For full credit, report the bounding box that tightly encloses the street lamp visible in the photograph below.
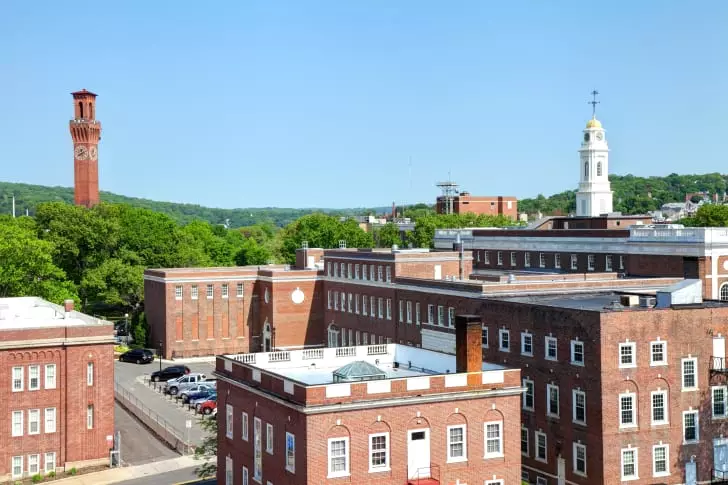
[158,340,163,373]
[124,313,129,346]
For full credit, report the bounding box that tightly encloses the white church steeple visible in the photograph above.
[576,90,613,216]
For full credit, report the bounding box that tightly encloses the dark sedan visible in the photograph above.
[119,348,155,364]
[151,365,191,382]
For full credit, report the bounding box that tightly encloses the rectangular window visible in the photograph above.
[499,329,510,352]
[28,454,39,475]
[378,266,383,281]
[535,431,547,462]
[482,325,488,347]
[87,404,94,429]
[385,266,391,282]
[484,251,490,264]
[650,341,667,366]
[406,301,412,323]
[242,412,249,441]
[12,456,22,478]
[570,254,578,270]
[545,336,558,360]
[437,305,444,326]
[28,408,40,435]
[362,295,368,316]
[12,410,23,436]
[510,251,516,266]
[222,283,229,298]
[651,390,668,425]
[386,299,391,320]
[206,284,213,299]
[369,432,390,471]
[370,265,375,281]
[333,291,339,311]
[547,384,560,418]
[225,456,232,485]
[484,421,503,458]
[447,425,467,462]
[327,290,332,309]
[571,340,584,365]
[399,300,404,322]
[362,264,368,280]
[286,432,295,473]
[619,342,636,368]
[555,253,561,268]
[683,410,699,442]
[328,437,350,478]
[237,283,244,297]
[497,251,503,265]
[621,448,638,480]
[87,362,94,386]
[175,285,183,299]
[573,389,586,425]
[523,379,535,411]
[347,293,352,313]
[348,263,352,279]
[29,365,39,390]
[355,331,360,345]
[415,302,420,325]
[191,285,199,299]
[714,386,728,418]
[619,392,637,428]
[354,264,360,279]
[682,357,697,390]
[12,366,23,392]
[376,298,383,319]
[521,332,533,356]
[539,252,546,268]
[448,307,455,327]
[355,294,360,314]
[332,262,337,277]
[266,423,274,454]
[370,296,375,317]
[363,332,368,345]
[341,292,345,311]
[587,254,595,271]
[45,451,56,473]
[226,404,233,439]
[573,443,587,476]
[653,444,669,477]
[525,252,531,267]
[254,417,262,482]
[341,263,346,278]
[45,407,56,433]
[45,364,56,389]
[521,427,529,456]
[606,255,613,271]
[620,255,625,270]
[243,466,248,485]
[428,304,434,324]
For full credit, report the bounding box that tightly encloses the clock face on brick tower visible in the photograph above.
[89,146,98,161]
[75,145,89,160]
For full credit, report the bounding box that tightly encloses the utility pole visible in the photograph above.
[12,194,15,218]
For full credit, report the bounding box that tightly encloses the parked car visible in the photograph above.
[199,398,217,415]
[119,348,154,364]
[180,384,216,404]
[151,365,191,382]
[165,373,215,396]
[192,392,217,411]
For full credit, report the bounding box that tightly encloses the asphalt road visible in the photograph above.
[115,401,178,465]
[114,466,215,485]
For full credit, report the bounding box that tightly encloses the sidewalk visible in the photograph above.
[52,456,212,484]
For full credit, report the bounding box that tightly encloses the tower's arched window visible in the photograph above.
[597,162,602,177]
[89,102,94,119]
[720,283,728,301]
[79,102,84,119]
[584,162,589,179]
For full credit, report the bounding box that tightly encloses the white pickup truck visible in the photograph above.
[165,373,215,396]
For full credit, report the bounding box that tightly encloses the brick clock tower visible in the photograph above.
[69,89,102,208]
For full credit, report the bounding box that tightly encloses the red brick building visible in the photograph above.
[435,193,518,219]
[215,316,523,485]
[0,297,115,481]
[69,89,101,208]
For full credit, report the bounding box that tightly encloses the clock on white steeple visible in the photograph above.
[576,90,613,217]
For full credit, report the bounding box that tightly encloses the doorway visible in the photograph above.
[407,429,430,479]
[557,456,566,485]
[715,439,728,481]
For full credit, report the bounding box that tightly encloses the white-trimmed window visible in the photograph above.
[523,379,535,411]
[354,264,360,279]
[499,329,510,352]
[242,411,249,441]
[535,431,547,462]
[355,294,360,314]
[385,266,391,282]
[486,481,504,485]
[386,299,392,320]
[370,296,375,317]
[362,296,368,316]
[11,456,22,478]
[347,293,352,313]
[482,325,488,348]
[29,365,40,390]
[407,301,413,324]
[266,423,274,454]
[547,384,559,418]
[484,421,503,458]
[328,437,350,478]
[437,305,445,326]
[539,252,546,268]
[225,455,233,485]
[191,285,199,300]
[370,265,375,281]
[12,366,23,392]
[621,448,638,480]
[378,298,383,319]
[682,357,697,390]
[28,408,40,435]
[484,251,490,264]
[377,265,382,281]
[619,342,636,368]
[175,285,183,299]
[348,263,353,279]
[521,427,529,456]
[399,300,404,322]
[620,255,625,270]
[45,407,56,433]
[87,404,94,429]
[427,304,434,324]
[573,442,587,476]
[254,417,262,481]
[619,392,637,428]
[242,466,249,485]
[587,254,595,271]
[45,364,56,389]
[45,452,56,473]
[362,263,368,280]
[653,444,669,477]
[448,307,455,327]
[341,263,346,278]
[606,254,613,271]
[650,340,667,366]
[285,432,295,473]
[497,251,503,265]
[369,432,390,472]
[555,253,561,268]
[447,425,467,462]
[12,410,23,436]
[683,410,699,443]
[545,336,557,360]
[87,362,94,386]
[206,284,213,299]
[525,252,531,267]
[510,251,516,266]
[571,340,584,366]
[521,332,533,356]
[573,389,586,425]
[222,283,229,298]
[714,386,728,418]
[341,292,346,311]
[333,291,339,311]
[570,254,578,270]
[651,390,668,425]
[225,404,233,439]
[28,453,39,475]
[237,283,244,297]
[415,302,420,325]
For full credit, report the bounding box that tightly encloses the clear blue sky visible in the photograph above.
[1,1,726,209]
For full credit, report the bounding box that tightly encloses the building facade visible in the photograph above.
[69,89,101,208]
[0,297,115,481]
[575,115,613,217]
[436,194,518,219]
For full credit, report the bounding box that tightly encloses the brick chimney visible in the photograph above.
[63,299,74,313]
[455,314,482,374]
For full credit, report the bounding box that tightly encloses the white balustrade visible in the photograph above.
[367,344,388,356]
[302,348,324,360]
[267,351,291,362]
[335,347,357,358]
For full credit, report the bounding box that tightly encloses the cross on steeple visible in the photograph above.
[588,89,600,118]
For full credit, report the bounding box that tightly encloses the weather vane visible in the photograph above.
[588,90,600,118]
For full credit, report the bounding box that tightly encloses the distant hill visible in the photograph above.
[0,181,387,228]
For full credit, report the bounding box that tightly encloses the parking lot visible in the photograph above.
[115,358,217,447]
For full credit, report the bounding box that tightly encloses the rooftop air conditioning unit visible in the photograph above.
[639,296,656,308]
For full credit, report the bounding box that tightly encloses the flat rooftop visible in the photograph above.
[0,297,109,329]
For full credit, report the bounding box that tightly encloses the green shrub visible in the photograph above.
[69,467,78,475]
[32,473,43,483]
[114,345,129,353]
[47,471,56,478]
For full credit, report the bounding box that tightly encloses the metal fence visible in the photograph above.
[114,380,193,455]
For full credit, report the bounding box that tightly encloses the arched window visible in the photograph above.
[584,162,589,178]
[89,102,94,119]
[720,283,728,301]
[597,162,603,177]
[78,102,84,119]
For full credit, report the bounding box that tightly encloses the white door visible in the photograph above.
[407,429,430,479]
[714,336,725,370]
[686,460,697,485]
[715,440,728,479]
[557,456,566,485]
[434,265,442,280]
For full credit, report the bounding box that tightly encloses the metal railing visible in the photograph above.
[114,380,193,455]
[712,468,728,484]
[711,356,728,374]
[410,464,440,484]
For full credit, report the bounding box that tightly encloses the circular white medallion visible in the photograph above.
[264,288,270,303]
[291,288,305,304]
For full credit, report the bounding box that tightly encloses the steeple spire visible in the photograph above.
[588,89,600,118]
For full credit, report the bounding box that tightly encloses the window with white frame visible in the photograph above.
[482,325,488,347]
[29,365,39,390]
[385,266,391,282]
[175,285,182,299]
[571,340,585,365]
[386,298,392,320]
[523,379,534,411]
[341,263,346,278]
[45,407,56,433]
[555,253,561,268]
[341,292,346,311]
[545,336,557,360]
[521,427,529,456]
[447,307,455,327]
[619,392,637,427]
[355,331,360,345]
[237,283,244,297]
[348,263,352,279]
[570,254,578,270]
[484,251,490,264]
[573,442,587,476]
[87,362,94,386]
[573,389,586,425]
[547,384,559,418]
[254,417,262,481]
[222,283,229,298]
[328,437,349,478]
[447,425,466,462]
[510,251,516,266]
[536,478,547,485]
[606,255,613,271]
[406,301,412,324]
[499,329,510,351]
[377,298,383,319]
[45,364,56,389]
[539,252,546,268]
[437,305,445,326]
[12,366,23,392]
[683,410,699,442]
[497,251,503,265]
[415,302,420,325]
[347,293,352,313]
[525,252,531,267]
[377,265,383,281]
[225,455,233,485]
[650,340,667,366]
[370,296,375,317]
[266,423,274,454]
[11,456,22,478]
[363,332,368,345]
[355,294,360,314]
[12,410,23,436]
[619,342,636,368]
[191,285,198,300]
[370,265,375,281]
[28,408,40,434]
[241,411,249,441]
[87,404,94,429]
[28,453,39,475]
[521,332,533,356]
[225,404,233,439]
[621,448,638,480]
[486,481,504,485]
[242,466,248,485]
[682,357,697,390]
[619,255,625,270]
[369,432,390,471]
[354,264,360,280]
[484,421,503,458]
[714,386,728,418]
[333,291,339,310]
[651,390,668,425]
[206,284,213,299]
[427,304,434,324]
[362,296,368,316]
[587,254,595,271]
[535,431,547,462]
[399,300,404,322]
[653,444,669,477]
[46,453,57,474]
[286,432,295,473]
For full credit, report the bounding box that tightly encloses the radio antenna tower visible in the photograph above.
[436,175,459,215]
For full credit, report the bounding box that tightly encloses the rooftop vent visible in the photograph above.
[639,296,656,308]
[620,295,639,307]
[604,300,625,311]
[332,361,386,383]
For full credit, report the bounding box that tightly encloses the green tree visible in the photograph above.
[194,416,218,478]
[407,214,515,249]
[278,214,374,263]
[80,258,144,314]
[375,223,403,248]
[234,238,271,266]
[682,204,728,227]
